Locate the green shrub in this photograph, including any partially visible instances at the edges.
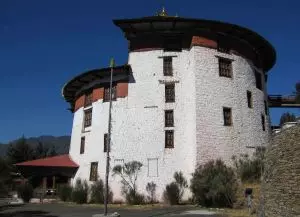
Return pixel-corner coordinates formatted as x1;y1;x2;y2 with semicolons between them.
125;189;145;205
146;182;157;203
58;185;72;202
71;179;89;204
163;171;188;205
90;179;113;204
163;182;180;205
233;148;265;183
190;159;238;208
17;182;33;203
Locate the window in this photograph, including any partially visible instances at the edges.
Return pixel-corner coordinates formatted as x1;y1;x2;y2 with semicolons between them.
261;114;266;131
163;57;173;76
255;70;263;90
89;162;98;181
103;85;117;102
103;133;108;152
148;158;158;177
165;83;175;102
217;41;230;53
165;110;174;127
84;108;92;128
114;159;124;173
264;100;268;115
84;91;93;107
247;91;253;108
80;137;85;154
219;57;232;78
223;107;232;126
165;130;174;148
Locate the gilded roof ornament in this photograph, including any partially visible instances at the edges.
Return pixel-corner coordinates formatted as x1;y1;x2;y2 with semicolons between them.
157;7;168;16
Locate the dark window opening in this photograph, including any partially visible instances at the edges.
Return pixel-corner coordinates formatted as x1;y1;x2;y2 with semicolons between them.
261;114;266;131
247;91;253;108
219;58;232;78
104;133;109;152
165;130;174;148
84;91;93;107
84;108;92;128
223;107;232;126
163;57;173;76
89;162;98;181
255;70;263;90
103;85;117;102
165;110;174;127
80;137;85;154
165;83;175;103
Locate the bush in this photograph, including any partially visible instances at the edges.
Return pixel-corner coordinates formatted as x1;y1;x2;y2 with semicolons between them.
17;182;33;202
71;179;89;204
190;159;238;208
163;171;188;205
58;185;72;202
90;179;113;204
125;189;145;205
163;182;180;205
146;182;157;203
233;149;265;183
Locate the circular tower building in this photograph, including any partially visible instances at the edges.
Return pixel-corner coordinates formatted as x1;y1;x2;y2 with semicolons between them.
63;11;276;201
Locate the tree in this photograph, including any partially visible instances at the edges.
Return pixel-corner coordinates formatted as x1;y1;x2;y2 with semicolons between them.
0;157;12;197
112;161;144;204
34;141;49;159
7;136;35;164
279;112;296;126
174;171;188;200
48;145;57;157
190;160;238;208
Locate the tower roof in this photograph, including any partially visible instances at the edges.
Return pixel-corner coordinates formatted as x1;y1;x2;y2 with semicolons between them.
113;15;276;71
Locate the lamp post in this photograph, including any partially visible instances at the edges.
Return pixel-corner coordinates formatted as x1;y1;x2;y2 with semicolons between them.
104;58;115;216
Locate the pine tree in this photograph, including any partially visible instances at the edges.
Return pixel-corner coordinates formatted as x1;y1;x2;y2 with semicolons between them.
279;112;296;126
6;136;35;164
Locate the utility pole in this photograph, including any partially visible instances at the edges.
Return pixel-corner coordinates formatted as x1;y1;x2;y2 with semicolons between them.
104;58;115;216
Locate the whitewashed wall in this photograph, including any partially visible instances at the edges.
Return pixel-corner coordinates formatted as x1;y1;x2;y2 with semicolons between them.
69;46;270;202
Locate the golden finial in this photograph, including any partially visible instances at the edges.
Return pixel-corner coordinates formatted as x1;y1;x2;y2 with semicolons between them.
157;6;168;16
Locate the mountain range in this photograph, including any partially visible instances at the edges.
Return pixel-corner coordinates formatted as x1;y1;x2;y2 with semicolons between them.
0;135;71;157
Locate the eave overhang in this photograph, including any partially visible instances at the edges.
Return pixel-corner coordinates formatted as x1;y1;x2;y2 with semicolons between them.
113;16;276;72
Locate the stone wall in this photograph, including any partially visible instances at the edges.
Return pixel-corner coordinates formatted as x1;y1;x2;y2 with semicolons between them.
263;125;300;217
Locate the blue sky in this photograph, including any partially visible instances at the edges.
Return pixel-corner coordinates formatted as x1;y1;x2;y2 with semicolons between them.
0;0;299;143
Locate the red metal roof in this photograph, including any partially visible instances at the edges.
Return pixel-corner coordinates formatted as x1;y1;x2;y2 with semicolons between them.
15;154;79;168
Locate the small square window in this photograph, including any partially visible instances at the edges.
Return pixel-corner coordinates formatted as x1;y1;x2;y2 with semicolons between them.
219;58;232;78
247;91;253;108
165;130;174;148
89;162;98;181
165;83;175;103
84;108;92;128
223;107;232;126
103;85;117;102
148;158;158;177
84;91;93;107
163;57;173;76
80;137;85;154
165;110;174;127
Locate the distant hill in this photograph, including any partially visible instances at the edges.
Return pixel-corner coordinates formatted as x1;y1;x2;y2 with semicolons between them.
0;135;70;157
